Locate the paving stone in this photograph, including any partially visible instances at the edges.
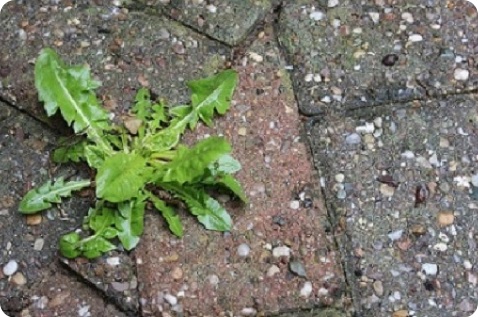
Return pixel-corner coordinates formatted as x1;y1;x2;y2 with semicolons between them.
134;31;345;316
308;95;478;316
0;101;90;313
278;0;478;115
19;265;129;317
136;0;273;45
0;1;230;126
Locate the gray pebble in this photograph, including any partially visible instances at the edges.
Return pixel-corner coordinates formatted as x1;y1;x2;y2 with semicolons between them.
345;133;361;145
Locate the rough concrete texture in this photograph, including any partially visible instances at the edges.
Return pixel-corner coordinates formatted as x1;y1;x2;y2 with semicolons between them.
1;0;477;316
278;0;478;115
135;0;274;46
134;31;345;316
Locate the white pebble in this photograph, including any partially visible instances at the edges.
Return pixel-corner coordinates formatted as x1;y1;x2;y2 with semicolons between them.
206;4;217;13
454;68;469;81
328;0;339;7
300;281;313;298
472;174;478;187
422;263;438;275
309;10;325;21
272;246;291;258
3;260;19;276
408;34;423;42
267;265;280;277
335;173;345;183
107;257;121;266
33;238;45;251
290;200;300;210
401;12;414;23
304;73;313;82
464;260;473;270
368;12;379;23
208;274;219;286
373;117;383;128
164;293;178;306
237;243;251;257
433;242;448;251
387;229;403;241
248;52;263;63
400;150;415;159
356;122;375;134
241;307;257;316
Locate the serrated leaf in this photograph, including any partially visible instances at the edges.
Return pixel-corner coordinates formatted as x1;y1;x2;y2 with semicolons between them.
19;178;91;214
96;152;150;202
161;183;232;231
187;70;238;127
161;137;231;184
132;88;151;121
149;195;183;237
34;48;113;155
115;199;145;250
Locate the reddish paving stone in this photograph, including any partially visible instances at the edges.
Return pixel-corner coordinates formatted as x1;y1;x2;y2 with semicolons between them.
134;32;346;316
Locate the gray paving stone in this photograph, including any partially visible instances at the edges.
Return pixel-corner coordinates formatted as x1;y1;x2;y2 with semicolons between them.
308;95;478;316
278;0;478;115
137;0;273;46
0;1;230;125
0;101;90;313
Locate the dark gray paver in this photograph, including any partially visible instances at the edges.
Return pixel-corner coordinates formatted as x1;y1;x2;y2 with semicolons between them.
278;0;478;116
135;0;273;46
0;1;230;124
308;95;478;316
0;101;92;313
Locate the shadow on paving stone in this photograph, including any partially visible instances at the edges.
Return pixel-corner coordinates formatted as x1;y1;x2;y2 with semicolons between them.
277;0;478;116
308;95;478;316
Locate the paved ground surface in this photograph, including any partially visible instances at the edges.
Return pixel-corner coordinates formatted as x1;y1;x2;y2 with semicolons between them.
0;0;477;316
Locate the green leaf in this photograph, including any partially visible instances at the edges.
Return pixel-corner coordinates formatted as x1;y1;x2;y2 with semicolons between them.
115;199;145;250
83;144;105;169
59;232;82;259
187;70;238;126
217;174;248;203
161;183;232;231
149;195;183;237
81;236;117;259
96;152;150;202
19;177;91;214
160;137;231;184
132;88;151;121
52;140;86;163
210;154;242;174
34;48;113;155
